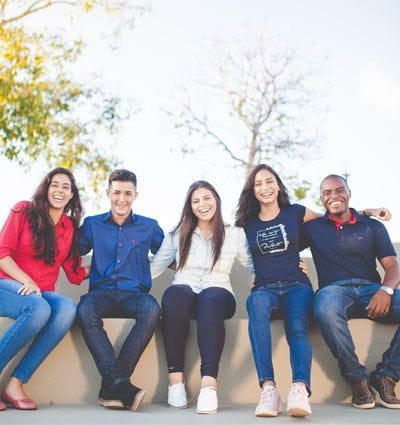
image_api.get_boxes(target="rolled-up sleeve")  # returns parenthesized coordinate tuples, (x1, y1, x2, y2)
(79, 218, 93, 255)
(150, 222, 164, 255)
(62, 254, 86, 285)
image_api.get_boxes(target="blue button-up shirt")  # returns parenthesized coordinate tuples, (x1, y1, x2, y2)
(80, 211, 164, 292)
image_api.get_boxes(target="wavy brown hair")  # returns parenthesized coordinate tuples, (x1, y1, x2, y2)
(22, 168, 82, 270)
(173, 181, 225, 271)
(235, 164, 290, 227)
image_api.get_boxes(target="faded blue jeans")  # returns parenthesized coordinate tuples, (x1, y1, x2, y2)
(314, 279, 400, 383)
(0, 278, 77, 382)
(77, 289, 160, 390)
(246, 282, 314, 393)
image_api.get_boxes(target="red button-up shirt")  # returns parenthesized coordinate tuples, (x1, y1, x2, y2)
(0, 201, 86, 291)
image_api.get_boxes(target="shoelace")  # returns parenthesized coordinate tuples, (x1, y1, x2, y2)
(260, 387, 276, 403)
(381, 379, 396, 398)
(290, 385, 308, 401)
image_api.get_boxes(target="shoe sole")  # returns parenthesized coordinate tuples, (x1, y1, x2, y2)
(255, 410, 279, 417)
(256, 402, 282, 417)
(195, 408, 217, 414)
(98, 398, 125, 409)
(352, 401, 375, 409)
(2, 402, 36, 411)
(168, 403, 189, 409)
(2, 397, 37, 411)
(370, 386, 400, 409)
(288, 406, 311, 417)
(130, 389, 146, 412)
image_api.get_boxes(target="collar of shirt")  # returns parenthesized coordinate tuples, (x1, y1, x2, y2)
(323, 208, 362, 229)
(193, 226, 213, 240)
(58, 214, 69, 229)
(102, 211, 135, 225)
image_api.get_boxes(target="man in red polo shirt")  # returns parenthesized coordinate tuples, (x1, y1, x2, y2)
(303, 175, 400, 410)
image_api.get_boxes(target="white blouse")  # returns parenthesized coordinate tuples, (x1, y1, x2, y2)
(150, 225, 253, 294)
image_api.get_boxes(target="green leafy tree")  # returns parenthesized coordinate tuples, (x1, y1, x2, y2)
(0, 0, 148, 192)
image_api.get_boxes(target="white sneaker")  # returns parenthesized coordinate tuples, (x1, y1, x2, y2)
(255, 385, 282, 417)
(286, 383, 312, 417)
(195, 387, 218, 414)
(167, 382, 188, 409)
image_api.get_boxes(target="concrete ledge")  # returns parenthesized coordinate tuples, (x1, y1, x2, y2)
(2, 403, 400, 425)
(1, 246, 399, 405)
(0, 318, 398, 404)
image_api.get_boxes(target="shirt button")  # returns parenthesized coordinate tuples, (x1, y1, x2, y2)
(117, 260, 120, 263)
(340, 226, 343, 229)
(118, 243, 122, 247)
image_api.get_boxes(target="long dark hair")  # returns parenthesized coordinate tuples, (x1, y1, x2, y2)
(235, 164, 290, 227)
(24, 167, 82, 270)
(173, 181, 225, 271)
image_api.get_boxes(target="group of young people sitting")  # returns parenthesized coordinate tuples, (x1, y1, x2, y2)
(0, 165, 399, 418)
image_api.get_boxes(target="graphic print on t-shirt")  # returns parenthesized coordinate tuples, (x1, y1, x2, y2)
(257, 224, 289, 254)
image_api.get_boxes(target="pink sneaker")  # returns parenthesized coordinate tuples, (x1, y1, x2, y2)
(255, 385, 282, 417)
(286, 383, 312, 417)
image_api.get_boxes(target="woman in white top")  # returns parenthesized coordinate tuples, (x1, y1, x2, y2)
(151, 181, 251, 414)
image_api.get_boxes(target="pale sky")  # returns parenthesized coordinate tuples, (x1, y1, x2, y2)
(1, 0, 399, 240)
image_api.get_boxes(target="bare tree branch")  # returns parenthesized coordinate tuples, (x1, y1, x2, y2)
(167, 31, 325, 182)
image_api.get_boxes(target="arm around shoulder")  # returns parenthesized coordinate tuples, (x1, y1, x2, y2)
(150, 231, 177, 279)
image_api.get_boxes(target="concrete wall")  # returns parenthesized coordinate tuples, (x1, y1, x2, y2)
(0, 245, 399, 405)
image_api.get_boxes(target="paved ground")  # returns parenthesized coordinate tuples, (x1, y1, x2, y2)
(1, 403, 399, 425)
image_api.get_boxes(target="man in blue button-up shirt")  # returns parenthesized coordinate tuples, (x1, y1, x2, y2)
(77, 169, 164, 411)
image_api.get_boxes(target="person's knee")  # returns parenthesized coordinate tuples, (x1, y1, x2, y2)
(162, 285, 190, 305)
(286, 320, 309, 341)
(58, 297, 77, 325)
(142, 295, 161, 323)
(246, 291, 272, 317)
(23, 295, 52, 327)
(198, 288, 228, 309)
(76, 295, 97, 326)
(314, 288, 343, 323)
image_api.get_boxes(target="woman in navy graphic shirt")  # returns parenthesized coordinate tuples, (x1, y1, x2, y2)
(236, 164, 386, 418)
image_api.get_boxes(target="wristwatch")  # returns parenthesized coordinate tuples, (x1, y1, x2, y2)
(380, 286, 394, 296)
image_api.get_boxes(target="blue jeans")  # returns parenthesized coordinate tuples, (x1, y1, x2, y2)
(0, 278, 77, 382)
(246, 282, 314, 393)
(314, 279, 400, 382)
(77, 289, 160, 389)
(162, 285, 236, 378)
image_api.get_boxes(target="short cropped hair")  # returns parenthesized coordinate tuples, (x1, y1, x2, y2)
(108, 169, 137, 187)
(320, 174, 349, 192)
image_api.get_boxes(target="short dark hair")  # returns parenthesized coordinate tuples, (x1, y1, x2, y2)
(320, 174, 349, 192)
(108, 169, 137, 187)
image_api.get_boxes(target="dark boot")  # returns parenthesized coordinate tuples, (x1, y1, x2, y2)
(348, 379, 375, 409)
(370, 374, 400, 409)
(112, 381, 146, 411)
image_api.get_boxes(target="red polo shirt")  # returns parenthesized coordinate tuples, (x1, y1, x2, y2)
(0, 201, 86, 291)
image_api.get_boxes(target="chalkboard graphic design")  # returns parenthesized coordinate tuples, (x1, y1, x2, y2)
(257, 224, 289, 254)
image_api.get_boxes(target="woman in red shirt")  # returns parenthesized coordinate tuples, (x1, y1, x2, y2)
(0, 167, 88, 411)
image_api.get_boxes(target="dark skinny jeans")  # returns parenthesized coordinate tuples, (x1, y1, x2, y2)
(162, 284, 236, 378)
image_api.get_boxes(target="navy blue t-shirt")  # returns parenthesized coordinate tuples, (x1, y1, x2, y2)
(245, 204, 311, 288)
(302, 209, 396, 288)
